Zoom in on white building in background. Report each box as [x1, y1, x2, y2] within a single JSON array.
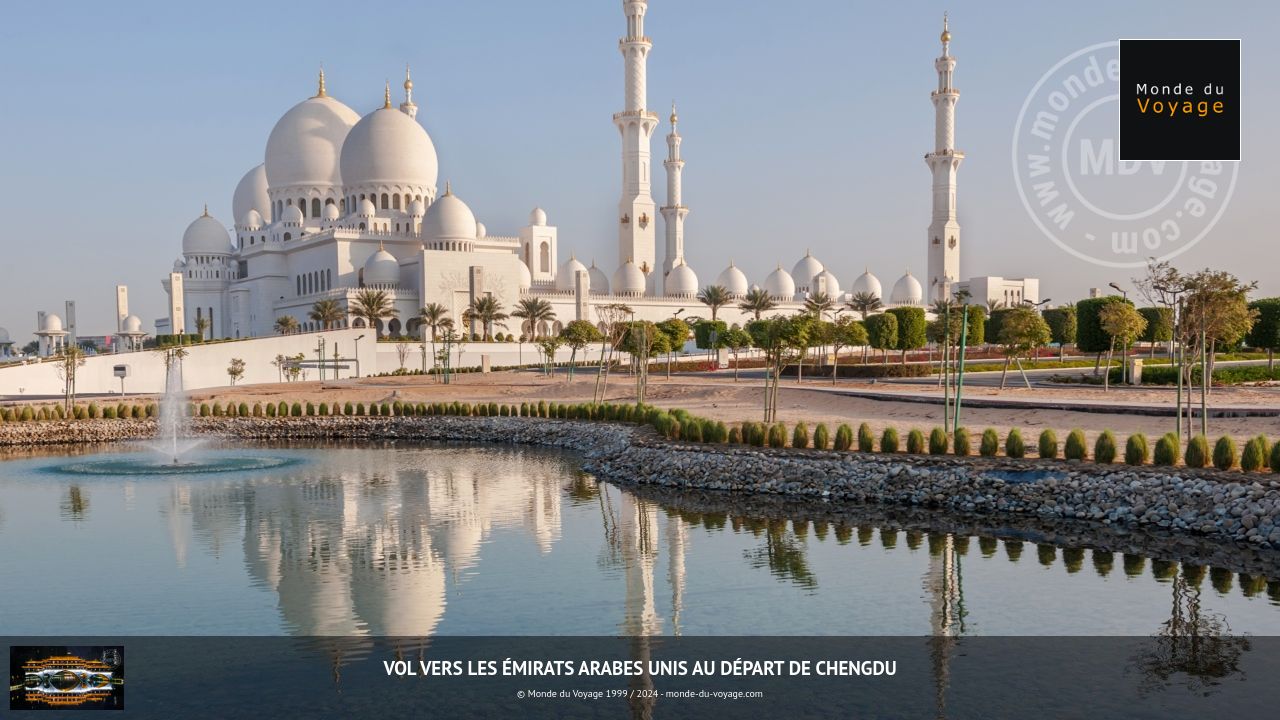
[[159, 7, 1035, 341]]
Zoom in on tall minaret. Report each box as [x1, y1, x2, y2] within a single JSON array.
[[400, 64, 418, 119], [615, 0, 659, 291], [660, 101, 688, 291], [926, 13, 963, 304]]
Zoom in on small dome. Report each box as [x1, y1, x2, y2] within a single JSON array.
[[339, 105, 438, 194], [363, 246, 400, 286], [763, 265, 796, 300], [890, 270, 923, 305], [264, 94, 360, 190], [281, 204, 304, 225], [814, 269, 841, 297], [665, 262, 699, 298], [791, 250, 825, 291], [182, 211, 232, 255], [516, 258, 533, 289], [422, 190, 477, 242], [475, 221, 487, 238], [172, 256, 187, 270], [530, 207, 547, 226], [323, 202, 340, 221], [40, 313, 64, 333], [557, 255, 588, 292], [233, 164, 271, 225], [612, 260, 646, 296], [588, 262, 610, 295], [240, 209, 263, 229], [408, 199, 426, 217], [357, 197, 376, 217], [850, 268, 882, 299], [123, 315, 143, 333], [715, 262, 749, 297]]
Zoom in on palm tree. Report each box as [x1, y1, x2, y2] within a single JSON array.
[[352, 289, 398, 336], [194, 316, 211, 341], [463, 295, 509, 341], [273, 315, 299, 335], [697, 285, 731, 322], [416, 303, 450, 341], [846, 291, 882, 320], [512, 297, 556, 340], [804, 292, 835, 321], [986, 298, 1005, 312], [739, 287, 776, 320], [309, 299, 343, 330]]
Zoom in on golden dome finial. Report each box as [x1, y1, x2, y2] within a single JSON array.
[[941, 12, 951, 44], [404, 64, 413, 92], [670, 100, 678, 125], [383, 80, 392, 109], [316, 64, 327, 98]]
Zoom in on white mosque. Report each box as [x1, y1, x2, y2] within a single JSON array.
[[155, 4, 1037, 342]]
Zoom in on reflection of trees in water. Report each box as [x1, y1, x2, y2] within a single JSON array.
[[743, 519, 818, 590], [60, 485, 88, 520], [1135, 567, 1252, 696]]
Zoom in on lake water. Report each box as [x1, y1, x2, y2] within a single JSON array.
[[1, 441, 1277, 637]]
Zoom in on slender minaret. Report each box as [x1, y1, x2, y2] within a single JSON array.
[[400, 64, 418, 119], [660, 101, 688, 291], [926, 13, 963, 303], [615, 0, 658, 290]]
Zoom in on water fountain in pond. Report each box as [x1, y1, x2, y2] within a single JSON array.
[[49, 347, 295, 476]]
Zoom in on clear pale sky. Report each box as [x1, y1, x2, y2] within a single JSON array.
[[0, 0, 1274, 341]]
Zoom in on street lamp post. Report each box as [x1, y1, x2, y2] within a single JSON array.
[[1109, 283, 1131, 384], [353, 334, 365, 378], [1153, 280, 1188, 442]]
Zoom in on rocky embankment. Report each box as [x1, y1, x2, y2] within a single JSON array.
[[3, 416, 1278, 551]]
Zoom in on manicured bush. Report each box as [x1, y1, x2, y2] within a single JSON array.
[[834, 424, 854, 451], [1270, 441, 1280, 473], [238, 402, 250, 417], [1094, 431, 1117, 464], [880, 427, 899, 454], [344, 401, 355, 415], [928, 427, 948, 455], [288, 402, 300, 417], [728, 426, 742, 444], [355, 402, 366, 416], [711, 421, 729, 443], [148, 403, 159, 418], [538, 400, 548, 418], [303, 402, 314, 416], [813, 423, 830, 450], [858, 423, 875, 453], [1153, 433, 1179, 466], [88, 402, 100, 419], [266, 402, 277, 417], [214, 402, 228, 417], [1241, 436, 1267, 472], [226, 403, 238, 417], [102, 406, 116, 419], [979, 428, 999, 457], [200, 403, 211, 417], [792, 422, 809, 449], [1185, 435, 1209, 468], [1124, 433, 1149, 466], [117, 403, 128, 418], [278, 401, 289, 417], [1038, 429, 1058, 459], [749, 422, 766, 447], [1005, 429, 1025, 458], [686, 422, 703, 443], [768, 423, 788, 448], [1064, 429, 1088, 460], [488, 402, 499, 417], [953, 427, 971, 456], [252, 402, 263, 417], [1213, 436, 1237, 471], [903, 428, 922, 454]]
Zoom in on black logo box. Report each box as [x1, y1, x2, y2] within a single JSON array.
[[1119, 39, 1240, 161]]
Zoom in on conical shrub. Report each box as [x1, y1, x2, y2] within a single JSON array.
[[1213, 436, 1237, 471], [857, 423, 875, 453], [1241, 436, 1266, 472], [834, 424, 854, 451], [813, 424, 830, 450], [907, 429, 925, 454], [880, 427, 899, 453], [1038, 429, 1058, 459], [928, 427, 948, 455], [953, 427, 971, 456], [1125, 433, 1149, 466], [1094, 430, 1117, 464], [1185, 435, 1209, 468], [1153, 433, 1180, 466], [1005, 429, 1025, 458], [792, 423, 809, 449], [979, 428, 999, 457], [1064, 429, 1088, 460]]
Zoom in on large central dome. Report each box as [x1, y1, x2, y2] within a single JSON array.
[[340, 106, 438, 196], [264, 95, 360, 191]]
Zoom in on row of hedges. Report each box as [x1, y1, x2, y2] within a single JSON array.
[[0, 402, 159, 421], [1110, 364, 1280, 386], [780, 363, 932, 379]]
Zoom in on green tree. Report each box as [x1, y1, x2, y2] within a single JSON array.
[[864, 313, 898, 364], [747, 315, 809, 421], [308, 299, 343, 330], [697, 285, 731, 322], [226, 357, 245, 386], [1099, 302, 1148, 392], [738, 287, 776, 321], [846, 291, 882, 320], [559, 320, 603, 380], [1137, 307, 1174, 358], [720, 325, 753, 381], [54, 345, 87, 413], [887, 307, 927, 364], [829, 316, 868, 383], [273, 315, 299, 335], [352, 288, 398, 336], [194, 315, 212, 341], [656, 317, 690, 379], [1042, 304, 1076, 360], [1246, 298, 1280, 371], [997, 306, 1052, 389], [1076, 296, 1129, 369], [463, 295, 509, 341], [693, 319, 729, 350]]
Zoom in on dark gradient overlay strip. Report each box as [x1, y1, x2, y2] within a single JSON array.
[[6, 636, 1278, 718]]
